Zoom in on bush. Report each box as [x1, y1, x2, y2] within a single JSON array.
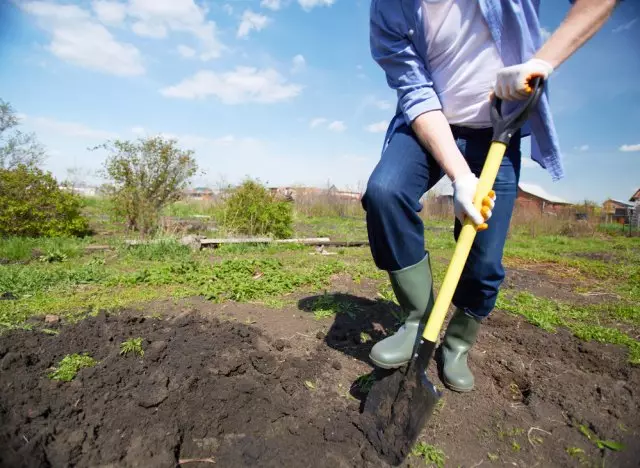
[[97, 136, 198, 235], [218, 179, 293, 239], [0, 165, 90, 237]]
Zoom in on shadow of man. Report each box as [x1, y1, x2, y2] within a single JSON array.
[[297, 291, 408, 404]]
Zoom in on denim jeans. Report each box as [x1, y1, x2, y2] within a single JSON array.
[[361, 123, 521, 319]]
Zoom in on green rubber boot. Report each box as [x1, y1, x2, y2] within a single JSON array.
[[369, 254, 434, 369], [441, 308, 481, 392]]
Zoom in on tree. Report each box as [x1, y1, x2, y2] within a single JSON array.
[[97, 135, 198, 235], [0, 98, 46, 169], [0, 164, 90, 237]]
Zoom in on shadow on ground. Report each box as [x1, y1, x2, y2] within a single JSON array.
[[297, 292, 411, 403]]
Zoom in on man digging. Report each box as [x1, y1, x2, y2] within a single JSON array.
[[362, 0, 619, 392]]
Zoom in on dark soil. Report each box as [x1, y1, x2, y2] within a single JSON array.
[[1, 288, 639, 468]]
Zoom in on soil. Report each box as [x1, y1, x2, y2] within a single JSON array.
[[1, 278, 638, 467]]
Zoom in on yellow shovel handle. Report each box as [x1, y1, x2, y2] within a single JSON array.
[[422, 141, 507, 342]]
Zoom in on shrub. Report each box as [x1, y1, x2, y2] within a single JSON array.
[[0, 165, 90, 237], [218, 179, 293, 239], [97, 136, 198, 235]]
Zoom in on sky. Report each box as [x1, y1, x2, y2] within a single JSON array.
[[0, 0, 638, 204]]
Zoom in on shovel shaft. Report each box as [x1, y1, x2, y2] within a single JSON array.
[[422, 141, 507, 343]]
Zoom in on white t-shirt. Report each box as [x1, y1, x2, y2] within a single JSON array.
[[422, 0, 504, 127]]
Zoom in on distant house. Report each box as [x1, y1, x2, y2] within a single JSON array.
[[269, 185, 361, 202], [602, 199, 634, 225], [516, 183, 572, 214], [184, 187, 214, 200], [426, 177, 571, 214], [630, 188, 640, 203]]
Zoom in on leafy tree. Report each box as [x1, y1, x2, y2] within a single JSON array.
[[97, 135, 198, 235], [0, 98, 46, 169], [218, 178, 293, 239], [0, 164, 90, 237]]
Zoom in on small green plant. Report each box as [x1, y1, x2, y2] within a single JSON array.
[[353, 373, 376, 394], [120, 337, 144, 357], [48, 353, 97, 381], [38, 249, 67, 263], [487, 452, 499, 462], [411, 442, 445, 468], [578, 424, 624, 451], [511, 441, 521, 452]]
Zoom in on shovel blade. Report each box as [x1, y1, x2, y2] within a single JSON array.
[[359, 340, 440, 465]]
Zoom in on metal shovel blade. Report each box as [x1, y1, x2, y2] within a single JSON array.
[[359, 340, 440, 466]]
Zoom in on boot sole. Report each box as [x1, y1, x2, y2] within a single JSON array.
[[369, 354, 408, 370], [443, 381, 473, 393]]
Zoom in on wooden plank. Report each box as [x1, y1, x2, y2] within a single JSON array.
[[200, 237, 273, 246], [273, 237, 331, 244]]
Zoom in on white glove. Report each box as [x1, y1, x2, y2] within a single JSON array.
[[452, 172, 496, 229], [494, 58, 553, 101]]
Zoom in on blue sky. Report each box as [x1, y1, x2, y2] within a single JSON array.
[[0, 0, 638, 204]]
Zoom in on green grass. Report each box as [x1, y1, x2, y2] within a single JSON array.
[[0, 236, 89, 263], [411, 442, 446, 468], [497, 291, 640, 364], [48, 352, 97, 381], [120, 337, 144, 357]]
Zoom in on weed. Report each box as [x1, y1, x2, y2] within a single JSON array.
[[578, 424, 625, 451], [353, 373, 376, 394], [120, 337, 144, 357], [511, 441, 521, 452], [411, 442, 445, 468], [304, 380, 316, 390], [48, 353, 97, 381], [487, 452, 499, 462], [360, 331, 372, 343]]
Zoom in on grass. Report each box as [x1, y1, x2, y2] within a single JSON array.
[[497, 291, 640, 364], [411, 442, 446, 468], [2, 195, 639, 371], [48, 352, 97, 381], [120, 337, 144, 357]]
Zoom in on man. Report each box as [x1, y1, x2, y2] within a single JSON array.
[[362, 0, 618, 392]]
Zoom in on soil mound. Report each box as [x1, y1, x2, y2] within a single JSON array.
[[0, 311, 384, 468]]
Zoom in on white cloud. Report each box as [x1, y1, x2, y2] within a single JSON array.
[[521, 157, 538, 169], [22, 1, 145, 76], [613, 18, 637, 33], [364, 121, 388, 133], [237, 10, 270, 38], [328, 121, 346, 132], [131, 126, 145, 135], [27, 115, 117, 139], [160, 67, 303, 103], [261, 0, 282, 11], [92, 0, 127, 25], [574, 144, 589, 152], [127, 0, 225, 60], [177, 44, 196, 58], [131, 20, 167, 38], [619, 143, 640, 152], [298, 0, 335, 11], [291, 54, 306, 73], [310, 117, 327, 128], [222, 4, 233, 15]]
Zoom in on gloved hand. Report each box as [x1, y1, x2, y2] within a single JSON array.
[[452, 172, 496, 231], [494, 58, 553, 100]]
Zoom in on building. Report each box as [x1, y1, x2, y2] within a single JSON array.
[[184, 187, 215, 200], [516, 183, 572, 214], [630, 188, 640, 203], [426, 177, 572, 214], [602, 199, 634, 225]]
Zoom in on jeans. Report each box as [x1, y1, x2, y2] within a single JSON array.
[[361, 123, 521, 319]]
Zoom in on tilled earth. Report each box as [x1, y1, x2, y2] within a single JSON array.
[[0, 290, 638, 467]]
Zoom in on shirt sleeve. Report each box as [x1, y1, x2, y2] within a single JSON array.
[[369, 0, 442, 124]]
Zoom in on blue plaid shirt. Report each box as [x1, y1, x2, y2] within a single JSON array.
[[370, 0, 570, 181]]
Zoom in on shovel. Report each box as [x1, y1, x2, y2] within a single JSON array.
[[360, 76, 546, 465]]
